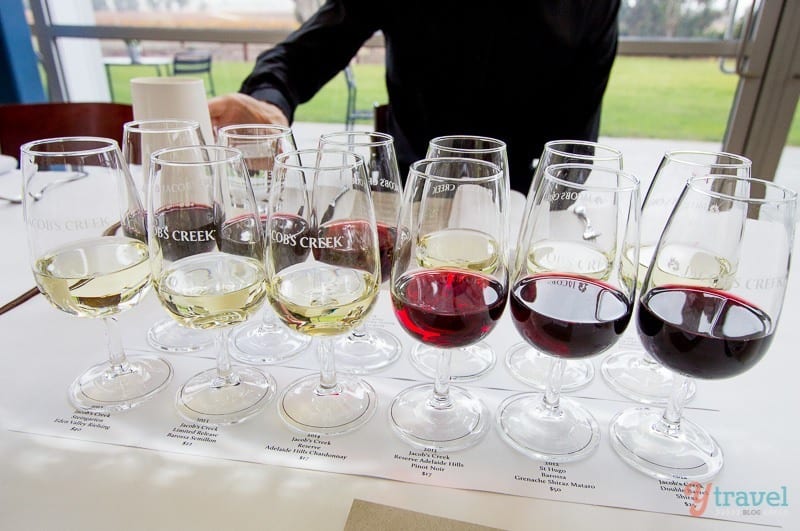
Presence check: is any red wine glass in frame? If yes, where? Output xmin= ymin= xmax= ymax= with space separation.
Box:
xmin=496 ymin=163 xmax=640 ymax=462
xmin=268 ymin=149 xmax=381 ymax=435
xmin=389 ymin=157 xmax=508 ymax=451
xmin=317 ymin=131 xmax=404 ymax=374
xmin=506 ymin=140 xmax=623 ymax=392
xmin=610 ymin=174 xmax=797 ymax=481
xmin=217 ymin=124 xmax=312 ymax=365
xmin=121 ymin=118 xmax=216 ymax=353
xmin=601 ymin=150 xmax=752 ymax=404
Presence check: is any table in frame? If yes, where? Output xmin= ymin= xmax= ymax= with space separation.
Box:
xmin=0 ymin=169 xmax=797 ymax=530
xmin=103 ymin=56 xmax=172 ymax=100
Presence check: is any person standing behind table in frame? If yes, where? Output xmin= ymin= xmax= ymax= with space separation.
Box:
xmin=208 ymin=1 xmax=621 ymax=196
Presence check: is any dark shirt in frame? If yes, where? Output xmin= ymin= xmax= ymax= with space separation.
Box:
xmin=241 ymin=0 xmax=620 ymax=195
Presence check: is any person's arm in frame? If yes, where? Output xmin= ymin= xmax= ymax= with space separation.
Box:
xmin=240 ymin=0 xmax=380 ymax=123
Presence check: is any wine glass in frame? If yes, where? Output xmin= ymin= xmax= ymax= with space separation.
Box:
xmin=610 ymin=175 xmax=796 ymax=480
xmin=268 ymin=149 xmax=381 ymax=435
xmin=148 ymin=144 xmax=276 ymax=425
xmin=407 ymin=135 xmax=510 ymax=382
xmin=217 ymin=124 xmax=312 ymax=365
xmin=505 ymin=140 xmax=624 ymax=392
xmin=389 ymin=157 xmax=508 ymax=451
xmin=21 ymin=136 xmax=173 ymax=412
xmin=121 ymin=118 xmax=215 ymax=353
xmin=601 ymin=150 xmax=752 ymax=404
xmin=317 ymin=130 xmax=404 ymax=374
xmin=496 ymin=163 xmax=640 ymax=462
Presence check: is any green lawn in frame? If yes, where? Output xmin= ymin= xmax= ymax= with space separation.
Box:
xmin=108 ymin=57 xmax=800 ymax=146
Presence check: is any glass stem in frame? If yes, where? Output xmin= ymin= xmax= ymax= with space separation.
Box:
xmin=349 ymin=325 xmax=367 ymax=341
xmin=214 ymin=328 xmax=239 ymax=386
xmin=103 ymin=316 xmax=132 ymax=375
xmin=658 ymin=374 xmax=693 ymax=436
xmin=543 ymin=357 xmax=565 ymax=413
xmin=428 ymin=348 xmax=453 ymax=410
xmin=259 ymin=307 xmax=280 ymax=333
xmin=316 ymin=338 xmax=341 ymax=394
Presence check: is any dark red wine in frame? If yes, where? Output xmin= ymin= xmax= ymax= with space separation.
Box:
xmin=153 ymin=203 xmax=220 ymax=260
xmin=392 ymin=269 xmax=507 ymax=348
xmin=219 ymin=214 xmax=263 ymax=260
xmin=377 ymin=222 xmax=397 ymax=284
xmin=313 ymin=220 xmax=378 ymax=274
xmin=268 ymin=213 xmax=311 ymax=272
xmin=638 ymin=286 xmax=773 ymax=379
xmin=510 ymin=274 xmax=632 ymax=359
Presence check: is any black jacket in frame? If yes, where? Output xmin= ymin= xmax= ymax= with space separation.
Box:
xmin=241 ymin=0 xmax=620 ymax=195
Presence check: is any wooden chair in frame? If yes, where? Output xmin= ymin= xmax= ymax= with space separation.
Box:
xmin=0 ymin=102 xmax=133 ymax=158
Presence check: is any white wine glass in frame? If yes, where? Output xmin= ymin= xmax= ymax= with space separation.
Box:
xmin=610 ymin=175 xmax=796 ymax=480
xmin=506 ymin=140 xmax=623 ymax=392
xmin=22 ymin=136 xmax=173 ymax=412
xmin=497 ymin=163 xmax=639 ymax=462
xmin=121 ymin=118 xmax=215 ymax=353
xmin=389 ymin=157 xmax=508 ymax=451
xmin=217 ymin=124 xmax=312 ymax=365
xmin=318 ymin=131 xmax=404 ymax=374
xmin=148 ymin=144 xmax=276 ymax=425
xmin=268 ymin=149 xmax=381 ymax=435
xmin=601 ymin=150 xmax=752 ymax=404
xmin=413 ymin=135 xmax=510 ymax=382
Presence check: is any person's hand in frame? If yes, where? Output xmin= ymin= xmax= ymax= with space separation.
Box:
xmin=208 ymin=93 xmax=289 ymax=130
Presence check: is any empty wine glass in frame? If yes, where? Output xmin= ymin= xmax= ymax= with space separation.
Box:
xmin=22 ymin=136 xmax=173 ymax=412
xmin=505 ymin=140 xmax=624 ymax=392
xmin=148 ymin=145 xmax=276 ymax=425
xmin=318 ymin=131 xmax=404 ymax=374
xmin=121 ymin=118 xmax=215 ymax=353
xmin=496 ymin=163 xmax=640 ymax=462
xmin=217 ymin=124 xmax=312 ymax=365
xmin=610 ymin=175 xmax=796 ymax=480
xmin=389 ymin=157 xmax=508 ymax=451
xmin=268 ymin=149 xmax=381 ymax=435
xmin=601 ymin=150 xmax=752 ymax=404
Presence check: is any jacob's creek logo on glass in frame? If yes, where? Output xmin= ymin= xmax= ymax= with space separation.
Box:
xmin=674 ymin=481 xmax=789 ymax=517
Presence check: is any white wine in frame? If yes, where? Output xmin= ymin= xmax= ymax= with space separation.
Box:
xmin=527 ymin=240 xmax=612 ymax=280
xmin=269 ymin=263 xmax=379 ymax=336
xmin=33 ymin=237 xmax=150 ymax=317
xmin=416 ymin=228 xmax=500 ymax=273
xmin=622 ymin=244 xmax=655 ymax=289
xmin=648 ymin=243 xmax=734 ymax=289
xmin=156 ymin=254 xmax=266 ymax=329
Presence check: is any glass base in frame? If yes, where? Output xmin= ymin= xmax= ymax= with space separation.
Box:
xmin=333 ymin=326 xmax=402 ymax=374
xmin=609 ymin=406 xmax=723 ymax=481
xmin=279 ymin=373 xmax=377 ymax=436
xmin=69 ymin=355 xmax=173 ymax=413
xmin=147 ymin=319 xmax=215 ymax=353
xmin=496 ymin=393 xmax=600 ymax=462
xmin=176 ymin=366 xmax=276 ymax=425
xmin=410 ymin=342 xmax=495 ymax=382
xmin=505 ymin=343 xmax=594 ymax=391
xmin=229 ymin=320 xmax=311 ymax=365
xmin=601 ymin=350 xmax=696 ymax=405
xmin=389 ymin=383 xmax=489 ymax=452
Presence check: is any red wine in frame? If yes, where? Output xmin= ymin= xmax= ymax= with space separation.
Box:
xmin=268 ymin=213 xmax=311 ymax=272
xmin=638 ymin=286 xmax=773 ymax=379
xmin=377 ymin=222 xmax=397 ymax=284
xmin=392 ymin=269 xmax=507 ymax=348
xmin=313 ymin=220 xmax=378 ymax=275
xmin=153 ymin=203 xmax=221 ymax=261
xmin=510 ymin=273 xmax=632 ymax=359
xmin=219 ymin=214 xmax=263 ymax=260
